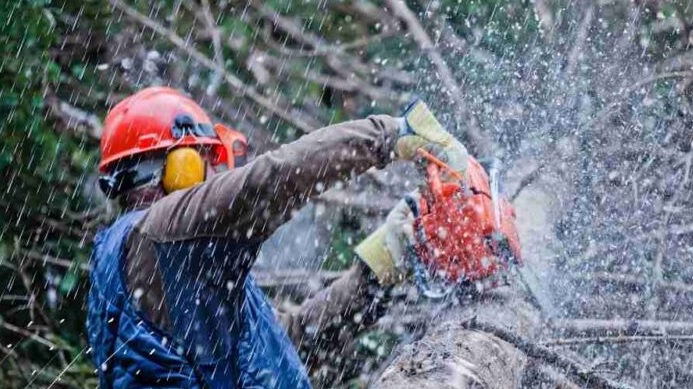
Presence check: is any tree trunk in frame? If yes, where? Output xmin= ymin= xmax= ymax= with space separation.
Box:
xmin=372 ymin=286 xmax=540 ymax=389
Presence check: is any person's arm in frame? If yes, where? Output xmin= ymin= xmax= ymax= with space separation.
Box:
xmin=137 ymin=115 xmax=400 ymax=242
xmin=277 ymin=262 xmax=391 ymax=373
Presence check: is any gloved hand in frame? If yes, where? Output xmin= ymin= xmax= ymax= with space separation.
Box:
xmin=354 ymin=193 xmax=419 ymax=285
xmin=396 ymin=100 xmax=469 ymax=176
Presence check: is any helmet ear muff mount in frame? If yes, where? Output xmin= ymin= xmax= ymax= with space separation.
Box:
xmin=99 ymin=87 xmax=231 ymax=172
xmin=162 ymin=147 xmax=206 ymax=193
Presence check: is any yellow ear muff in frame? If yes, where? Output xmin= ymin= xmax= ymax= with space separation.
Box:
xmin=162 ymin=147 xmax=206 ymax=193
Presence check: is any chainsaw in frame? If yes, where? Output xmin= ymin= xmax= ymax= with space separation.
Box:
xmin=406 ymin=148 xmax=523 ymax=299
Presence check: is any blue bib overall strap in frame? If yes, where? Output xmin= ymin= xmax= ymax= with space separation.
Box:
xmin=87 ymin=210 xmax=200 ymax=388
xmin=154 ymin=237 xmax=311 ymax=388
xmin=87 ymin=210 xmax=312 ymax=388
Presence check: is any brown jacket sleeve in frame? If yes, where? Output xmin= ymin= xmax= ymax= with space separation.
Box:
xmin=137 ymin=115 xmax=400 ymax=242
xmin=278 ymin=262 xmax=391 ymax=378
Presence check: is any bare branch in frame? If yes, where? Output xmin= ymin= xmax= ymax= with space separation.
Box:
xmin=462 ymin=319 xmax=633 ymax=389
xmin=253 ymin=50 xmax=402 ymax=102
xmin=199 ymin=0 xmax=224 ymax=96
xmin=551 ymin=318 xmax=693 ymax=336
xmin=46 ymin=95 xmax=103 ymax=139
xmin=533 ymin=0 xmax=555 ymax=41
xmin=572 ymin=271 xmax=693 ymax=294
xmin=384 ymin=0 xmax=491 ymax=155
xmin=586 ymin=71 xmax=693 ymax=130
xmin=253 ymin=3 xmax=324 ymax=49
xmin=511 ymin=162 xmax=547 ymax=201
xmin=110 ymin=0 xmax=322 ymax=133
xmin=17 ymin=249 xmax=91 ymax=272
xmin=252 ymin=269 xmax=345 ymax=288
xmin=254 ymin=4 xmax=413 ymax=97
xmin=543 ymin=334 xmax=693 ymax=347
xmin=1 ymin=322 xmax=61 ymax=351
xmin=564 ymin=4 xmax=594 ymax=79
xmin=315 ymin=188 xmax=398 ymax=214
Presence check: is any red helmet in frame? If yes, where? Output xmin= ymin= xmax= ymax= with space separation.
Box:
xmin=99 ymin=87 xmax=245 ymax=172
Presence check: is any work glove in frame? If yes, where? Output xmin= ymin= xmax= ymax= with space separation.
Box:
xmin=354 ymin=192 xmax=420 ymax=285
xmin=396 ymin=100 xmax=469 ymax=176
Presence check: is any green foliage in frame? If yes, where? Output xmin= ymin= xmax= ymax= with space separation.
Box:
xmin=1 ymin=1 xmax=56 ymax=169
xmin=322 ymin=213 xmax=366 ymax=271
xmin=0 ymin=0 xmax=107 ymax=386
xmin=355 ymin=329 xmax=398 ymax=360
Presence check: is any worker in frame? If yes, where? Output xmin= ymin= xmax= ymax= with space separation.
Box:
xmin=86 ymin=86 xmax=467 ymax=388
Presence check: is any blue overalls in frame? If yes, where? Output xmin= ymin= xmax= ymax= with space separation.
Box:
xmin=87 ymin=210 xmax=312 ymax=388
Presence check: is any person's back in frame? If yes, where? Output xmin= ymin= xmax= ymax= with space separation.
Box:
xmin=88 ymin=210 xmax=314 ymax=388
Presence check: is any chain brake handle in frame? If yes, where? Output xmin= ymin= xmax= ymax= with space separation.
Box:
xmin=416 ymin=148 xmax=464 ymax=183
xmin=416 ymin=148 xmax=504 ymax=239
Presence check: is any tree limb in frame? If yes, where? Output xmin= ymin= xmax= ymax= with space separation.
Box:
xmin=199 ymin=0 xmax=224 ymax=96
xmin=462 ymin=318 xmax=634 ymax=389
xmin=45 ymin=95 xmax=103 ymax=139
xmin=586 ymin=71 xmax=693 ymax=130
xmin=572 ymin=271 xmax=693 ymax=294
xmin=110 ymin=0 xmax=322 ymax=133
xmin=551 ymin=318 xmax=693 ymax=336
xmin=1 ymin=322 xmax=61 ymax=351
xmin=543 ymin=334 xmax=693 ymax=346
xmin=384 ymin=0 xmax=491 ymax=155
xmin=564 ymin=4 xmax=594 ymax=78
xmin=17 ymin=249 xmax=91 ymax=272
xmin=252 ymin=269 xmax=344 ymax=288
xmin=510 ymin=162 xmax=547 ymax=201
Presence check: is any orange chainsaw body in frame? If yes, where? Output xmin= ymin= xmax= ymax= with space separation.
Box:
xmin=413 ymin=154 xmax=522 ymax=284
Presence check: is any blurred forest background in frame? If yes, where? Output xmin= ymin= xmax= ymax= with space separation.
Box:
xmin=3 ymin=0 xmax=693 ymax=387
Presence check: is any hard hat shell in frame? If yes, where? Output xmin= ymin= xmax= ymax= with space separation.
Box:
xmin=99 ymin=87 xmax=226 ymax=172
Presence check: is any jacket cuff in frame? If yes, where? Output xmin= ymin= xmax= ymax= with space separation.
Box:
xmin=367 ymin=114 xmax=401 ymax=168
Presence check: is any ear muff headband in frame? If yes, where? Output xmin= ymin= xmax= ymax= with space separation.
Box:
xmin=162 ymin=147 xmax=206 ymax=193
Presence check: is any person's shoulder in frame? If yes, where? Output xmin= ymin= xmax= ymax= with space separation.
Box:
xmin=97 ymin=209 xmax=150 ymax=243
xmin=113 ymin=208 xmax=149 ymax=229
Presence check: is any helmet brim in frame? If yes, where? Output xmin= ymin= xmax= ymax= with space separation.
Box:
xmin=99 ymin=136 xmax=224 ymax=172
